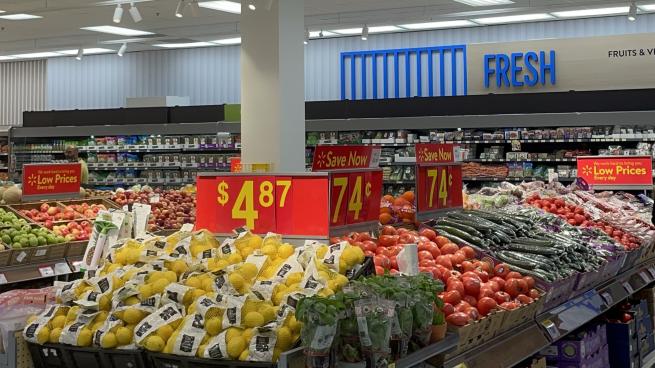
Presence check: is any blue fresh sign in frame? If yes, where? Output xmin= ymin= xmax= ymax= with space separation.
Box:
xmin=484 ymin=50 xmax=556 ymax=88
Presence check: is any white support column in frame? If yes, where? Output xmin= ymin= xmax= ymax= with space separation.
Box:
xmin=240 ymin=0 xmax=305 ymax=172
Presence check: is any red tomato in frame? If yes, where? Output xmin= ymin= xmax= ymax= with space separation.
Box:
xmin=379 ymin=235 xmax=399 ymax=247
xmin=396 ymin=228 xmax=409 ymax=235
xmin=442 ymin=290 xmax=462 ymax=305
xmin=435 ymin=236 xmax=450 ymax=247
xmin=494 ymin=263 xmax=511 ymax=278
xmin=491 ymin=277 xmax=506 ymax=290
xmin=375 ymin=247 xmax=389 ymax=256
xmin=474 ymin=269 xmax=490 ymax=283
xmin=450 ymin=251 xmax=466 ymax=266
xmin=517 ymin=295 xmax=534 ymax=305
xmin=505 ymin=271 xmax=522 ymax=280
xmin=478 ymin=261 xmax=494 ymax=275
xmin=418 ymin=236 xmax=430 ymax=243
xmin=381 ymin=225 xmax=397 ymax=236
xmin=463 ymin=277 xmax=481 ymax=297
xmin=477 ymin=297 xmax=498 ymax=317
xmin=417 ymin=242 xmax=431 ymax=253
xmin=568 ymin=219 xmax=577 ymax=226
xmin=461 ymin=271 xmax=480 ymax=280
xmin=441 ymin=270 xmax=460 ymax=284
xmin=361 ymin=240 xmax=377 ymax=253
xmin=478 ymin=287 xmax=495 ymax=299
xmin=528 ymin=289 xmax=540 ymax=299
xmin=390 ymin=269 xmax=399 ymax=275
xmin=435 ymin=265 xmax=450 ymax=277
xmin=364 ymin=250 xmax=375 ymax=257
xmin=504 ymin=279 xmax=522 ymax=298
xmin=447 ymin=280 xmax=465 ymax=296
xmin=442 ymin=303 xmax=455 ymax=316
xmin=374 ymin=255 xmax=390 ymax=269
xmin=463 ymin=295 xmax=477 ymax=307
xmin=426 ymin=243 xmax=441 ymax=258
xmin=426 ymin=267 xmax=440 ymax=280
xmin=486 ymin=280 xmax=500 ymax=292
xmin=446 ymin=312 xmax=470 ymax=326
xmin=494 ymin=291 xmax=511 ymax=304
xmin=399 ymin=233 xmax=417 ymax=244
xmin=375 ymin=266 xmax=385 ymax=275
xmin=441 ymin=243 xmax=460 ymax=255
xmin=465 ymin=307 xmax=480 ymax=321
xmin=419 ymin=259 xmax=437 ymax=268
xmin=516 ymin=279 xmax=529 ymax=295
xmin=454 ymin=301 xmax=471 ymax=313
xmin=419 ymin=228 xmax=437 ymax=241
xmin=460 ymin=246 xmax=476 ymax=259
xmin=418 ymin=250 xmax=434 ymax=261
xmin=355 ymin=232 xmax=372 ymax=242
xmin=436 ymin=255 xmax=453 ymax=269
xmin=500 ymin=301 xmax=519 ymax=310
xmin=389 ymin=256 xmax=398 ymax=270
xmin=522 ymin=276 xmax=535 ymax=289
xmin=460 ymin=260 xmax=476 ymax=273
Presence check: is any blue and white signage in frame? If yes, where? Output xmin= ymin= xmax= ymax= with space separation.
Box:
xmin=483 ymin=50 xmax=556 ymax=88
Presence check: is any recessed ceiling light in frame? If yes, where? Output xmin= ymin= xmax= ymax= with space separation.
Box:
xmin=153 ymin=42 xmax=215 ymax=48
xmin=368 ymin=25 xmax=402 ymax=33
xmin=12 ymin=52 xmax=63 ymax=59
xmin=639 ymin=4 xmax=655 ymax=11
xmin=473 ymin=13 xmax=554 ymax=24
xmin=212 ymin=37 xmax=241 ymax=45
xmin=399 ymin=20 xmax=476 ymax=30
xmin=309 ymin=30 xmax=335 ymax=38
xmin=551 ymin=6 xmax=629 ymax=18
xmin=0 ymin=14 xmax=42 ymax=20
xmin=58 ymin=48 xmax=114 ymax=55
xmin=331 ymin=27 xmax=363 ymax=35
xmin=454 ymin=0 xmax=513 ymax=5
xmin=81 ymin=25 xmax=154 ymax=36
xmin=197 ymin=1 xmax=241 ymax=14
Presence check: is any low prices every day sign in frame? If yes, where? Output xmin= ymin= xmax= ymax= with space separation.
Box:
xmin=22 ymin=163 xmax=81 ymax=198
xmin=415 ymin=144 xmax=463 ymax=213
xmin=195 ymin=174 xmax=330 ymax=236
xmin=577 ymin=156 xmax=653 ymax=188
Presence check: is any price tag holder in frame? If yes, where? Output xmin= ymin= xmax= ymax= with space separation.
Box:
xmin=601 ymin=292 xmax=613 ymax=306
xmin=0 ymin=274 xmax=7 ymax=284
xmin=541 ymin=319 xmax=560 ymax=340
xmin=623 ymin=281 xmax=635 ymax=294
xmin=39 ymin=266 xmax=55 ymax=278
xmin=640 ymin=271 xmax=651 ymax=283
xmin=648 ymin=266 xmax=655 ymax=279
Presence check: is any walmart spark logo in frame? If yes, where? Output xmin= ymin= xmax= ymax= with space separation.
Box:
xmin=582 ymin=165 xmax=593 ymax=176
xmin=315 ymin=151 xmax=327 ymax=167
xmin=27 ymin=174 xmax=37 ymax=186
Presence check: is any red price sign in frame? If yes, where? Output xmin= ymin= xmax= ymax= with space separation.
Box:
xmin=196 ymin=174 xmax=330 ymax=236
xmin=577 ymin=156 xmax=652 ymax=189
xmin=23 ymin=163 xmax=81 ymax=200
xmin=416 ymin=164 xmax=463 ymax=213
xmin=329 ymin=170 xmax=382 ymax=227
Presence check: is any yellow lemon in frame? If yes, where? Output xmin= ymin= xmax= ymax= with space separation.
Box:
xmin=205 ymin=317 xmax=222 ymax=336
xmin=26 ymin=315 xmax=38 ymax=325
xmin=240 ymin=247 xmax=254 ymax=258
xmin=228 ymin=273 xmax=246 ymax=290
xmin=116 ymin=327 xmax=133 ymax=345
xmin=242 ymin=328 xmax=253 ymax=342
xmin=77 ymin=328 xmax=92 ymax=347
xmin=196 ymin=344 xmax=206 ymax=358
xmin=248 ymin=235 xmax=263 ymax=249
xmin=152 ymin=278 xmax=170 ymax=294
xmin=101 ymin=332 xmax=118 ymax=348
xmin=50 ymin=315 xmax=66 ymax=329
xmin=99 ymin=294 xmax=111 ymax=311
xmin=277 ymin=244 xmax=294 ymax=259
xmin=225 ymin=327 xmax=242 ymax=342
xmin=114 ymin=251 xmax=126 ymax=265
xmin=49 ymin=327 xmax=62 ymax=343
xmin=239 ymin=349 xmax=249 ymax=361
xmin=261 ymin=244 xmax=277 ymax=257
xmin=66 ymin=306 xmax=79 ymax=322
xmin=243 ymin=312 xmax=264 ymax=328
xmin=201 ymin=278 xmax=214 ymax=292
xmin=288 ymin=315 xmax=301 ymax=333
xmin=138 ymin=284 xmax=153 ymax=299
xmin=276 ymin=326 xmax=292 ymax=350
xmin=123 ymin=309 xmax=145 ymax=324
xmin=164 ymin=271 xmax=178 ymax=283
xmin=260 ymin=305 xmax=276 ymax=322
xmin=157 ymin=324 xmax=174 ymax=342
xmin=316 ymin=245 xmax=328 ymax=259
xmin=37 ymin=326 xmax=50 ymax=344
xmin=227 ymin=253 xmax=243 ymax=265
xmin=144 ymin=335 xmax=165 ymax=352
xmin=185 ymin=276 xmax=201 ymax=289
xmin=124 ymin=296 xmax=140 ymax=306
xmin=239 ymin=263 xmax=259 ymax=280
xmin=227 ymin=336 xmax=246 ymax=359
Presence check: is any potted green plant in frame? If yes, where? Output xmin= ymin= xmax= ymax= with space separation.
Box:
xmin=296 ymin=295 xmax=345 ymax=368
xmin=430 ymin=310 xmax=447 ymax=343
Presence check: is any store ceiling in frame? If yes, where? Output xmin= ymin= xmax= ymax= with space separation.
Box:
xmin=0 ymin=0 xmax=649 ymax=58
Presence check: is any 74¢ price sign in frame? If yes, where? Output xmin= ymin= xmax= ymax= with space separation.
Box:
xmin=416 ymin=164 xmax=463 ymax=213
xmin=329 ymin=171 xmax=382 ymax=227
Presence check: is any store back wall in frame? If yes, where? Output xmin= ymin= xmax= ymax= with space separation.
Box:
xmin=42 ymin=13 xmax=655 ymax=111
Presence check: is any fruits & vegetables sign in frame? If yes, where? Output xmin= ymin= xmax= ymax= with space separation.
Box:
xmin=22 ymin=163 xmax=81 ymax=199
xmin=577 ymin=156 xmax=653 ymax=189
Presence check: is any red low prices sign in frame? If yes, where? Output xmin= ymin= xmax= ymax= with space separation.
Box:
xmin=577 ymin=156 xmax=653 ymax=188
xmin=415 ymin=144 xmax=463 ymax=213
xmin=311 ymin=145 xmax=381 ymax=170
xmin=196 ymin=174 xmax=330 ymax=236
xmin=22 ymin=163 xmax=81 ymax=198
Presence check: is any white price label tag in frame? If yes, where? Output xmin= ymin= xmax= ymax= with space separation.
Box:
xmin=149 ymin=195 xmax=160 ymax=204
xmin=601 ymin=292 xmax=613 ymax=306
xmin=541 ymin=319 xmax=560 ymax=339
xmin=35 ymin=249 xmax=47 ymax=257
xmin=15 ymin=251 xmax=27 ymax=263
xmin=180 ymin=223 xmax=194 ymax=232
xmin=0 ymin=274 xmax=8 ymax=284
xmin=623 ymin=282 xmax=635 ymax=294
xmin=39 ymin=267 xmax=54 ymax=277
xmin=54 ymin=262 xmax=70 ymax=275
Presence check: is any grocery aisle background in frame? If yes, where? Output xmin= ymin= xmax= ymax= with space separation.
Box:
xmin=35 ymin=13 xmax=655 ymax=112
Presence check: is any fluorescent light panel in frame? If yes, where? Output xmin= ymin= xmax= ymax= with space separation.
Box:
xmin=81 ymin=25 xmax=154 ymax=36
xmin=57 ymin=48 xmax=114 ymax=55
xmin=551 ymin=6 xmax=629 ymax=18
xmin=400 ymin=20 xmax=476 ymax=29
xmin=0 ymin=56 xmax=15 ymax=60
xmin=474 ymin=13 xmax=554 ymax=24
xmin=368 ymin=25 xmax=402 ymax=33
xmin=0 ymin=14 xmax=42 ymax=20
xmin=12 ymin=52 xmax=62 ymax=59
xmin=153 ymin=42 xmax=215 ymax=48
xmin=454 ymin=0 xmax=514 ymax=6
xmin=639 ymin=4 xmax=655 ymax=11
xmin=197 ymin=1 xmax=241 ymax=14
xmin=331 ymin=27 xmax=362 ymax=35
xmin=309 ymin=30 xmax=336 ymax=38
xmin=212 ymin=37 xmax=241 ymax=45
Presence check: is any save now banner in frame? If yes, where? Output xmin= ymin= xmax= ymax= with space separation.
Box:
xmin=577 ymin=156 xmax=653 ymax=188
xmin=22 ymin=163 xmax=81 ymax=199
xmin=311 ymin=145 xmax=381 ymax=171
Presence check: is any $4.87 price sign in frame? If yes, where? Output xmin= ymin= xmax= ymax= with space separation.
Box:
xmin=329 ymin=171 xmax=382 ymax=227
xmin=196 ymin=174 xmax=331 ymax=236
xmin=416 ymin=165 xmax=463 ymax=212
xmin=215 ymin=176 xmax=288 ymax=231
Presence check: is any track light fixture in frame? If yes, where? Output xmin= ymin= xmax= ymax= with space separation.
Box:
xmin=113 ymin=4 xmax=123 ymax=23
xmin=361 ymin=24 xmax=369 ymax=40
xmin=248 ymin=3 xmax=256 ymax=10
xmin=76 ymin=48 xmax=84 ymax=60
xmin=628 ymin=1 xmax=637 ymax=21
xmin=175 ymin=0 xmax=185 ymax=18
xmin=319 ymin=30 xmax=324 ymax=38
xmin=304 ymin=28 xmax=309 ymax=44
xmin=118 ymin=43 xmax=127 ymax=56
xmin=129 ymin=3 xmax=142 ymax=23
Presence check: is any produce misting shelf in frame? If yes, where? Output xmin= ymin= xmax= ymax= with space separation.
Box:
xmin=444 ymin=256 xmax=655 ymax=368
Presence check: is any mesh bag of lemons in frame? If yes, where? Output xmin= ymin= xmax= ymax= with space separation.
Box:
xmin=23 ymin=228 xmax=366 ymax=362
